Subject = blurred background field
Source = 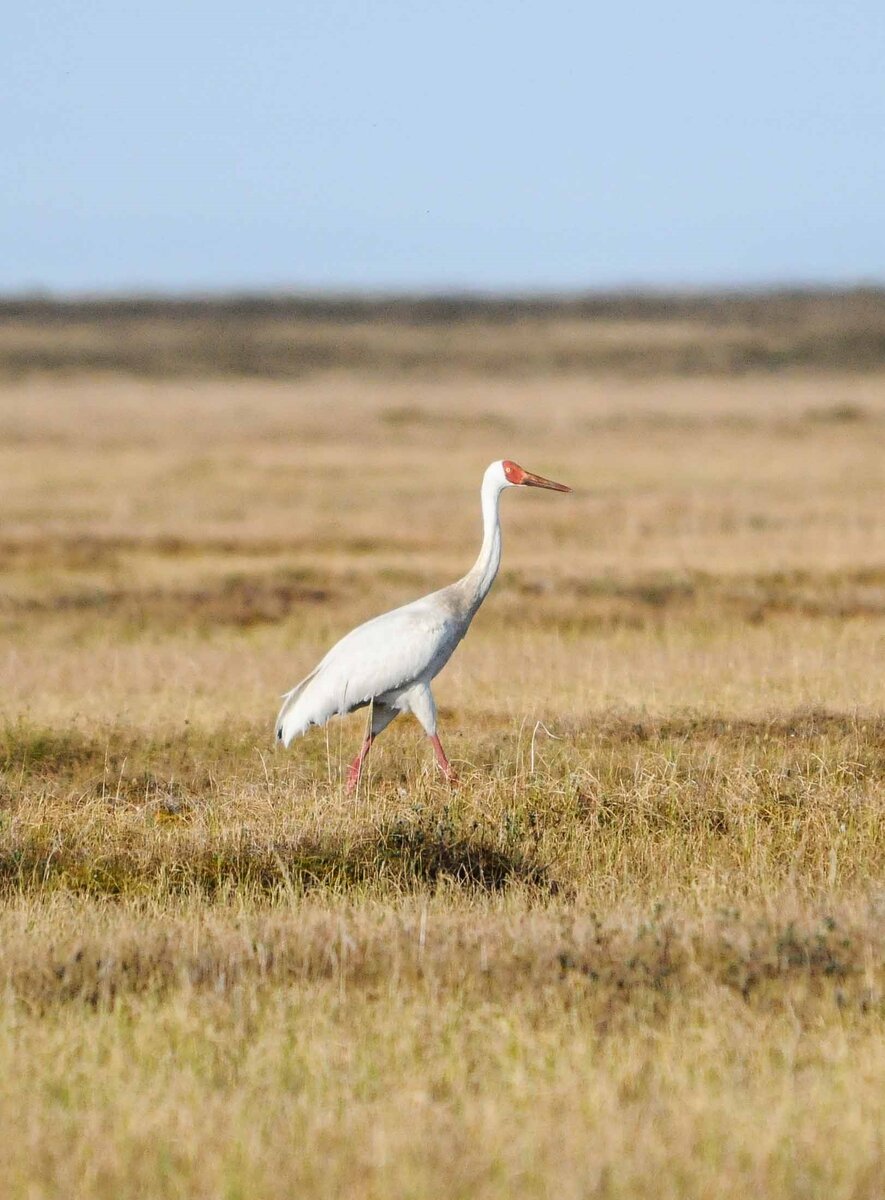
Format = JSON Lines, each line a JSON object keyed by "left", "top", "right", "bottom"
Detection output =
{"left": 0, "top": 292, "right": 883, "bottom": 1198}
{"left": 3, "top": 288, "right": 885, "bottom": 378}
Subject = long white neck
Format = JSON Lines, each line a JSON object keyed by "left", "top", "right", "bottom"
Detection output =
{"left": 459, "top": 468, "right": 505, "bottom": 613}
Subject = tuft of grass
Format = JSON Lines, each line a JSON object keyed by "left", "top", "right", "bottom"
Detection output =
{"left": 0, "top": 903, "right": 879, "bottom": 1015}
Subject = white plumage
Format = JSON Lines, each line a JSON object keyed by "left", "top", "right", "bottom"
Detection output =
{"left": 275, "top": 459, "right": 570, "bottom": 789}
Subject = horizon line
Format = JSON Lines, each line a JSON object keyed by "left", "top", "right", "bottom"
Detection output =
{"left": 2, "top": 279, "right": 884, "bottom": 305}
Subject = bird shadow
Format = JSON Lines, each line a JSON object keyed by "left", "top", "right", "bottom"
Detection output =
{"left": 0, "top": 819, "right": 555, "bottom": 900}
{"left": 373, "top": 820, "right": 555, "bottom": 893}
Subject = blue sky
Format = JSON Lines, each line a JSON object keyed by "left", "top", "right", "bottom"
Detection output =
{"left": 3, "top": 0, "right": 883, "bottom": 293}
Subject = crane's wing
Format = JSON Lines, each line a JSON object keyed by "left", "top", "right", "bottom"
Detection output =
{"left": 275, "top": 594, "right": 462, "bottom": 747}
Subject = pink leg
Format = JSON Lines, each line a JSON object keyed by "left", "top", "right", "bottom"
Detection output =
{"left": 346, "top": 733, "right": 375, "bottom": 794}
{"left": 429, "top": 734, "right": 458, "bottom": 784}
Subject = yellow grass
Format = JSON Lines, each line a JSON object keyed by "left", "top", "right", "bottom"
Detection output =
{"left": 0, "top": 336, "right": 883, "bottom": 1198}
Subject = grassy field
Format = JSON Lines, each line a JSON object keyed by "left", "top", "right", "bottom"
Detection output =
{"left": 1, "top": 296, "right": 884, "bottom": 1198}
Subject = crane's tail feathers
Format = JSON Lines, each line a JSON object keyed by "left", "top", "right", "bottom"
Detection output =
{"left": 274, "top": 668, "right": 321, "bottom": 747}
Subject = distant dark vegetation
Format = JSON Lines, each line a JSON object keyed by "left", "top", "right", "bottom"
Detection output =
{"left": 1, "top": 288, "right": 884, "bottom": 379}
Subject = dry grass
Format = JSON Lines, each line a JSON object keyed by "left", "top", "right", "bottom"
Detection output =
{"left": 0, "top": 309, "right": 883, "bottom": 1198}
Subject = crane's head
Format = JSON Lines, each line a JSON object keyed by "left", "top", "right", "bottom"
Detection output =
{"left": 499, "top": 459, "right": 571, "bottom": 492}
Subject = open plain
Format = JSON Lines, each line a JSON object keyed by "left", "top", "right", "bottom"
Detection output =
{"left": 0, "top": 294, "right": 883, "bottom": 1198}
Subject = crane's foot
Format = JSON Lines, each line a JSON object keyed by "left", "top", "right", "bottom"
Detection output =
{"left": 345, "top": 733, "right": 374, "bottom": 794}
{"left": 430, "top": 734, "right": 458, "bottom": 786}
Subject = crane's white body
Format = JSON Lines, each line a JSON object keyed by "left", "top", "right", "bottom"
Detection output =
{"left": 276, "top": 461, "right": 505, "bottom": 748}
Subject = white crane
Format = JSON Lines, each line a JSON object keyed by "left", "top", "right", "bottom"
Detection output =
{"left": 275, "top": 459, "right": 571, "bottom": 790}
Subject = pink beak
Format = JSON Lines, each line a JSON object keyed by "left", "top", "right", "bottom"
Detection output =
{"left": 521, "top": 470, "right": 571, "bottom": 493}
